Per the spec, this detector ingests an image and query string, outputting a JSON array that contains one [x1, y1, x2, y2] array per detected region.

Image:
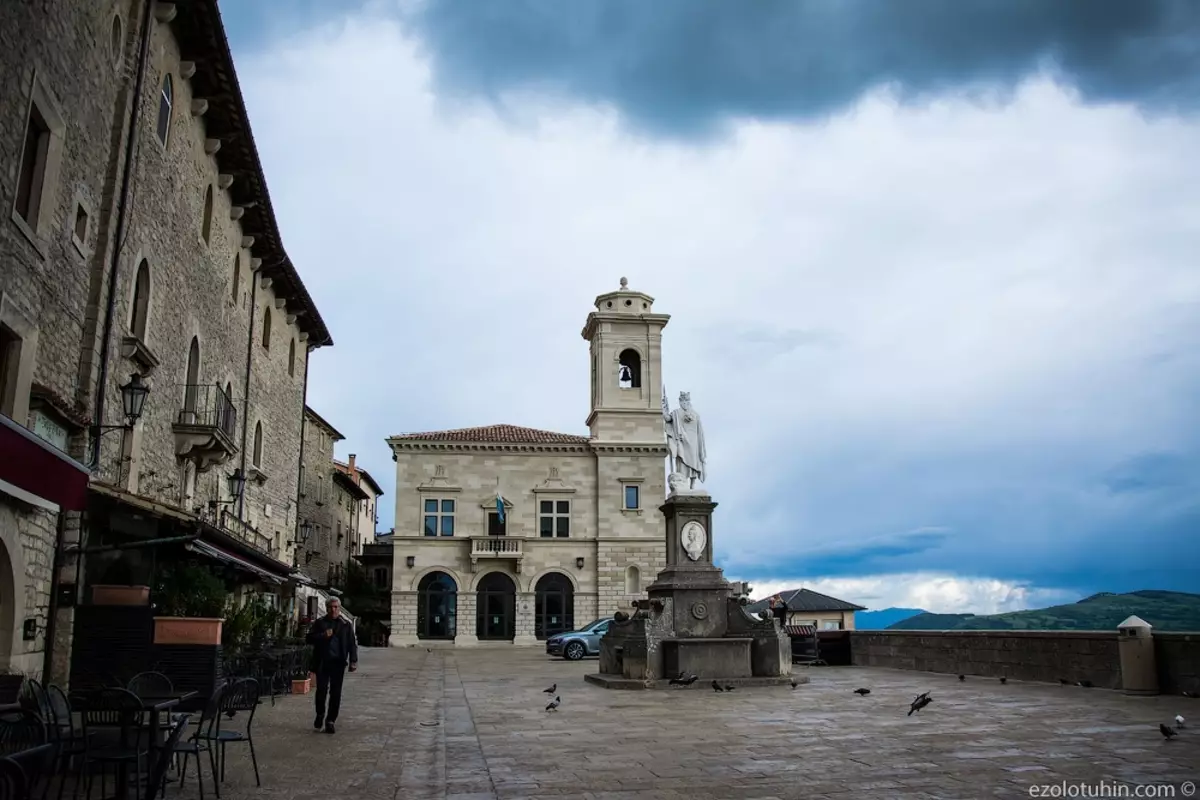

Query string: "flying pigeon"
[[545, 696, 561, 712], [1160, 723, 1177, 740], [853, 688, 871, 696], [908, 695, 933, 716], [1183, 691, 1199, 699], [669, 673, 698, 686], [1175, 715, 1185, 728], [543, 683, 556, 694], [724, 684, 736, 691]]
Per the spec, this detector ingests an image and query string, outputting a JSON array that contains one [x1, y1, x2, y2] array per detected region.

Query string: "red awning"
[[0, 413, 90, 511]]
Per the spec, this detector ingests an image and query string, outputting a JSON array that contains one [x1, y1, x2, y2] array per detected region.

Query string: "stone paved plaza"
[[193, 647, 1199, 800]]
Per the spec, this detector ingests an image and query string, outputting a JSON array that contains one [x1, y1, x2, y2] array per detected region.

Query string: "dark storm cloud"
[[405, 0, 1200, 137]]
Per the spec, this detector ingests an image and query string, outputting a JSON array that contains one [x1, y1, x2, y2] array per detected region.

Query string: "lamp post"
[[290, 520, 315, 567]]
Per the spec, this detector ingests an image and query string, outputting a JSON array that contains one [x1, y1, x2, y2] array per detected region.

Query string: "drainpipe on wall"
[[236, 262, 264, 520], [293, 345, 310, 568], [90, 0, 154, 468]]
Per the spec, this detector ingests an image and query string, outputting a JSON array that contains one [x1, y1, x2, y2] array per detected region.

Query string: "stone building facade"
[[297, 407, 342, 584], [334, 455, 383, 556], [0, 1, 331, 678], [386, 281, 670, 647]]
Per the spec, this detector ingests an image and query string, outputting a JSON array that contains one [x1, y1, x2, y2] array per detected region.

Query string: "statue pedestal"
[[586, 492, 798, 690]]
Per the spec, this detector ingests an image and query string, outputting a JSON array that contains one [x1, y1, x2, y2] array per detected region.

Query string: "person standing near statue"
[[663, 387, 707, 492], [307, 597, 357, 734]]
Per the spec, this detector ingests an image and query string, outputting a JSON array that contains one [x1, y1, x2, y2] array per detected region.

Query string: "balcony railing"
[[177, 383, 237, 441], [220, 508, 273, 555], [470, 536, 523, 557]]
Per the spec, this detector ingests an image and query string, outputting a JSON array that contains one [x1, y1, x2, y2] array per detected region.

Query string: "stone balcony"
[[172, 383, 238, 472], [469, 535, 525, 572]]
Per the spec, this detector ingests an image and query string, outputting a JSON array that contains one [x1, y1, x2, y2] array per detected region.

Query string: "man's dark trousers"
[[315, 660, 346, 723]]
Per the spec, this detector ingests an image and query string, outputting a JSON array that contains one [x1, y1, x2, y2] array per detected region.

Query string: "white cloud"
[[742, 574, 1078, 616], [234, 12, 1200, 598]]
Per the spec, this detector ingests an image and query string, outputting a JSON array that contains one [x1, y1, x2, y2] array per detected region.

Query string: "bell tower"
[[581, 277, 671, 441]]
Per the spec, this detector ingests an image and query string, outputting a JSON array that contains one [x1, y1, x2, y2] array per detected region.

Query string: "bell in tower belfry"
[[581, 278, 671, 441]]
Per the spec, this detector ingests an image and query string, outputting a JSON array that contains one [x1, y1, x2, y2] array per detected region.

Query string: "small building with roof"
[[744, 588, 867, 630]]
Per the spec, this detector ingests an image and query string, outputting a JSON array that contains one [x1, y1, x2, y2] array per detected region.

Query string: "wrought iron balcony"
[[470, 536, 525, 572], [172, 383, 238, 472], [220, 508, 273, 555]]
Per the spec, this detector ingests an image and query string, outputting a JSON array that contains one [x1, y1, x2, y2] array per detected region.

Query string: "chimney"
[[348, 454, 356, 473]]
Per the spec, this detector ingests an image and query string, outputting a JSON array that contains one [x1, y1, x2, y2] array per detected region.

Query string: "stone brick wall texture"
[[849, 630, 1200, 695], [298, 411, 338, 582]]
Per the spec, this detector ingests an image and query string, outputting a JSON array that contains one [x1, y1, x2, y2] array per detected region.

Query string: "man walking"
[[306, 597, 357, 734]]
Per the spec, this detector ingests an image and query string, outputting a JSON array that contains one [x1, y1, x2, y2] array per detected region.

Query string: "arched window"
[[253, 421, 263, 467], [156, 74, 172, 145], [201, 184, 213, 243], [625, 565, 640, 595], [288, 339, 296, 376], [231, 254, 240, 302], [183, 336, 200, 413], [110, 15, 123, 66], [130, 259, 150, 340], [261, 308, 272, 349], [618, 348, 642, 388]]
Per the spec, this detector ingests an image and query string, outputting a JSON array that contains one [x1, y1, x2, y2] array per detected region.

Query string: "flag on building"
[[495, 486, 505, 524]]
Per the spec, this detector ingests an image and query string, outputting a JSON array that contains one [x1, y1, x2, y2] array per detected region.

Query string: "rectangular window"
[[487, 511, 507, 537], [423, 497, 455, 537], [15, 103, 50, 229], [623, 485, 640, 510], [539, 499, 570, 538], [73, 204, 88, 243], [0, 325, 22, 418], [821, 620, 843, 631]]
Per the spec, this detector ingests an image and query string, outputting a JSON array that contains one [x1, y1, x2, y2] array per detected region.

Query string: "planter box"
[[92, 585, 150, 606], [0, 675, 25, 704], [153, 617, 224, 646], [291, 676, 312, 694]]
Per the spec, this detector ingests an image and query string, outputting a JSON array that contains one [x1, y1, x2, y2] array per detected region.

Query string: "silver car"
[[545, 617, 613, 660]]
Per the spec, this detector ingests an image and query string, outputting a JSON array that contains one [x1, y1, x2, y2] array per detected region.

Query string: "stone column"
[[455, 591, 479, 647], [389, 591, 419, 647], [514, 591, 537, 646]]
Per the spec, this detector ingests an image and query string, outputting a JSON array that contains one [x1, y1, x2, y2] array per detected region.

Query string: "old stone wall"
[[849, 630, 1200, 695], [297, 409, 339, 583]]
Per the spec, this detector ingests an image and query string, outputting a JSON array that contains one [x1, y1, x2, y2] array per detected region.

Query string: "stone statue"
[[662, 386, 707, 492]]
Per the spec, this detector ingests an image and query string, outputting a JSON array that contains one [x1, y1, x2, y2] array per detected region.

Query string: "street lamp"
[[119, 373, 150, 424], [209, 468, 246, 510], [88, 373, 151, 475]]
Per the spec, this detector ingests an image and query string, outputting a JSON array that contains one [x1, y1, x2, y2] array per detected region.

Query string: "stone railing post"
[[1117, 615, 1159, 695]]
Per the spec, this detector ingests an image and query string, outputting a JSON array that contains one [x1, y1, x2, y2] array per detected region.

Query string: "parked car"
[[545, 617, 614, 660]]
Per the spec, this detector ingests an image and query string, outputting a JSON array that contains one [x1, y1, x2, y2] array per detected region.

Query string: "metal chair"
[[168, 683, 223, 800], [76, 688, 151, 800], [0, 707, 49, 800], [44, 686, 86, 800], [0, 756, 27, 800], [145, 715, 189, 800], [196, 679, 260, 789]]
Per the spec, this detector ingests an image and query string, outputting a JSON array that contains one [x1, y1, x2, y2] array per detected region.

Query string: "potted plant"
[[91, 554, 150, 605], [0, 669, 27, 704], [151, 563, 228, 645]]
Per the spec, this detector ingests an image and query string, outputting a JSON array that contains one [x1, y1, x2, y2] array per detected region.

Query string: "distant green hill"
[[885, 590, 1200, 632]]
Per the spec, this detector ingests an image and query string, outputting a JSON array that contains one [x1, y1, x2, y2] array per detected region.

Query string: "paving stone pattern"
[[201, 647, 1199, 800]]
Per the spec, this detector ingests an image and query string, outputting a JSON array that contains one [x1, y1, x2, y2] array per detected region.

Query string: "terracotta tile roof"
[[389, 424, 591, 445]]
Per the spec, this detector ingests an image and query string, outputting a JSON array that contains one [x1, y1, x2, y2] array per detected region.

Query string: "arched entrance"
[[476, 572, 516, 641], [0, 538, 14, 668], [416, 572, 457, 640], [534, 572, 574, 640]]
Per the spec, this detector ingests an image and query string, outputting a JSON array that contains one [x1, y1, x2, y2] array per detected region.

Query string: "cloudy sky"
[[220, 0, 1200, 614]]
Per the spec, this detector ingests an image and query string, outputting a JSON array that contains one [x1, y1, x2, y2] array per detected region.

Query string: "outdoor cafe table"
[[79, 689, 197, 800]]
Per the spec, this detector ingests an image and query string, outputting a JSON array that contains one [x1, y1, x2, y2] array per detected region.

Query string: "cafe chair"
[[77, 688, 150, 800], [197, 679, 260, 789], [45, 686, 87, 800], [0, 707, 50, 799], [0, 756, 28, 800], [144, 715, 189, 800], [168, 683, 225, 800]]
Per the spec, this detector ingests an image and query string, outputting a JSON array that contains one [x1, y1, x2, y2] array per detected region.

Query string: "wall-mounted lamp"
[[88, 372, 152, 471], [575, 557, 585, 570], [406, 556, 416, 569], [209, 468, 247, 509]]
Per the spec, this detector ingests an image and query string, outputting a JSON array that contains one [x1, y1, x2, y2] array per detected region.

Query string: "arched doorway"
[[476, 572, 515, 641], [534, 572, 574, 640], [0, 539, 14, 669], [416, 572, 457, 640]]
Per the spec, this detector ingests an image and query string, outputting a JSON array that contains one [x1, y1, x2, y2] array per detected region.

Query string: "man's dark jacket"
[[306, 616, 358, 671]]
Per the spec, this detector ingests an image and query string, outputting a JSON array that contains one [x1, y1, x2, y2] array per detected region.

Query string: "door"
[[417, 572, 458, 640], [476, 571, 516, 640]]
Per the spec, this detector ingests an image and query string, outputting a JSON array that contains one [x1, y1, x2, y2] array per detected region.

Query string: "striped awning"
[[186, 540, 284, 585], [784, 625, 817, 636]]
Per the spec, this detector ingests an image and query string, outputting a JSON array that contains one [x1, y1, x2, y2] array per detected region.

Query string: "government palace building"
[[386, 280, 672, 646]]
